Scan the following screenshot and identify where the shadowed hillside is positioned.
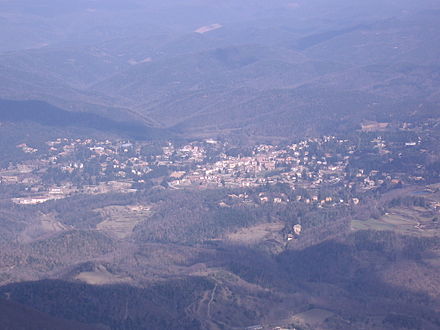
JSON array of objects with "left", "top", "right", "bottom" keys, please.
[
  {"left": 0, "top": 299, "right": 104, "bottom": 330},
  {"left": 0, "top": 99, "right": 168, "bottom": 140}
]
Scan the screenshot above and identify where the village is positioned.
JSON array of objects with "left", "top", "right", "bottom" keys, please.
[{"left": 0, "top": 129, "right": 433, "bottom": 210}]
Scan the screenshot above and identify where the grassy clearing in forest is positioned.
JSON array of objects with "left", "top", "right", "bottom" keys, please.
[
  {"left": 352, "top": 206, "right": 439, "bottom": 237},
  {"left": 95, "top": 205, "right": 152, "bottom": 239}
]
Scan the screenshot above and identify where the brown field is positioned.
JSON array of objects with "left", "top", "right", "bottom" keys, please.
[
  {"left": 95, "top": 204, "right": 152, "bottom": 239},
  {"left": 226, "top": 222, "right": 284, "bottom": 245}
]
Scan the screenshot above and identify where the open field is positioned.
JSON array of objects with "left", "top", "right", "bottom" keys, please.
[
  {"left": 95, "top": 205, "right": 152, "bottom": 239},
  {"left": 226, "top": 222, "right": 284, "bottom": 245},
  {"left": 75, "top": 264, "right": 132, "bottom": 285},
  {"left": 194, "top": 24, "right": 223, "bottom": 34},
  {"left": 352, "top": 207, "right": 439, "bottom": 237},
  {"left": 352, "top": 187, "right": 440, "bottom": 237},
  {"left": 290, "top": 308, "right": 336, "bottom": 328}
]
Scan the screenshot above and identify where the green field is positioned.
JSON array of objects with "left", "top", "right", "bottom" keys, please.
[{"left": 352, "top": 203, "right": 439, "bottom": 237}]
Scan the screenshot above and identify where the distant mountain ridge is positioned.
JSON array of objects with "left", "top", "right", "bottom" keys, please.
[{"left": 0, "top": 1, "right": 439, "bottom": 140}]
